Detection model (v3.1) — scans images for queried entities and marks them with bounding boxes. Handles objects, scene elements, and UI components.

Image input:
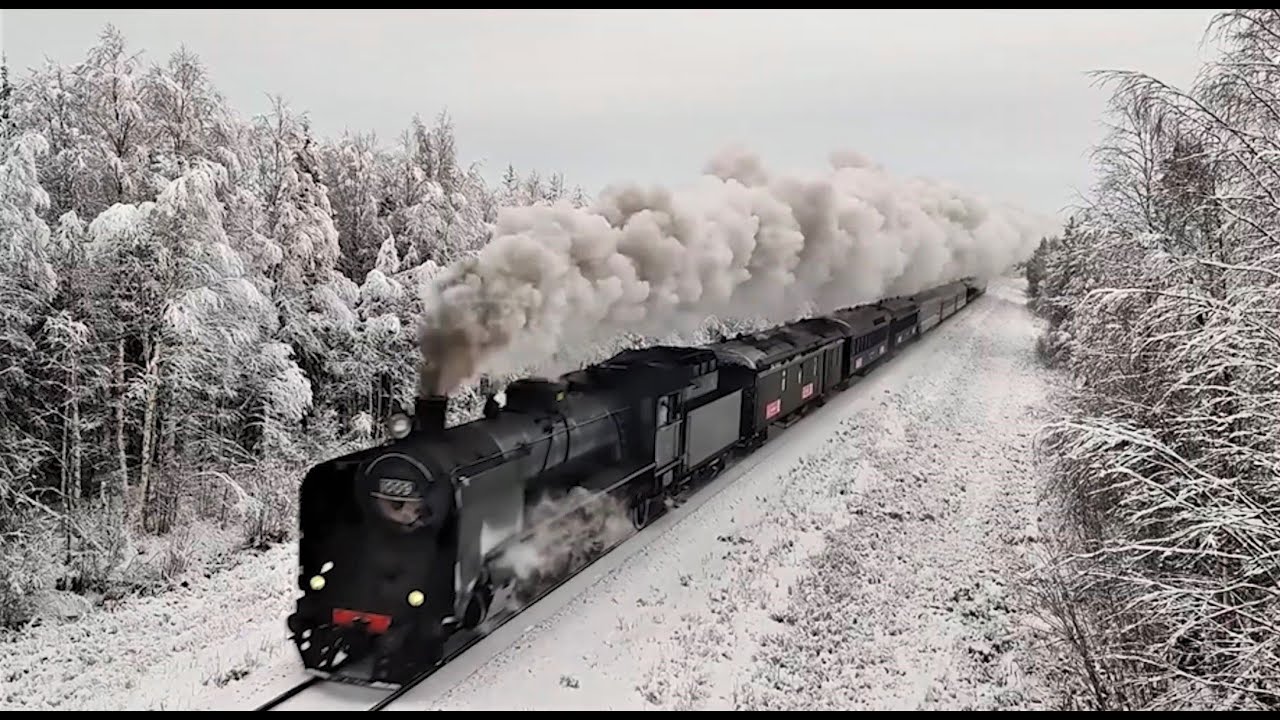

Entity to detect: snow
[0,276,1054,711]
[0,544,299,711]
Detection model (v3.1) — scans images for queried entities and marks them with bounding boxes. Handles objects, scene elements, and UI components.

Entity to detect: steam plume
[490,488,635,609]
[418,146,1053,393]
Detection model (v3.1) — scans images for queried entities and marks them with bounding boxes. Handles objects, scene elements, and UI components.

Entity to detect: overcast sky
[4,9,1222,220]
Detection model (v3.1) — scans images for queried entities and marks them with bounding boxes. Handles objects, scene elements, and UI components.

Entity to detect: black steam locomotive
[286,277,987,685]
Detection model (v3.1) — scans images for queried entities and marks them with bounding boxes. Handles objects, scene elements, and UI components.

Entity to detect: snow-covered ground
[0,543,299,711]
[0,276,1056,711]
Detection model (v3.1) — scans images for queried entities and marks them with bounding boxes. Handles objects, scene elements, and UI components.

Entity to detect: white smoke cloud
[489,487,636,611]
[417,146,1055,393]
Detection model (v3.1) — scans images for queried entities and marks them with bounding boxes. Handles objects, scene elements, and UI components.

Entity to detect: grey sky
[4,9,1221,220]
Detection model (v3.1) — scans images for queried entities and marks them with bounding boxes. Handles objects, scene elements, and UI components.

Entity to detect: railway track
[253,677,322,712]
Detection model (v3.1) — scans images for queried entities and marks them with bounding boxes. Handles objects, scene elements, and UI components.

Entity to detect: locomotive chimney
[416,394,448,435]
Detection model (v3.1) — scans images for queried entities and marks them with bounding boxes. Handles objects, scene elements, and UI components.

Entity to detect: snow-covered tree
[383,121,443,265]
[522,169,544,206]
[81,162,272,531]
[0,57,13,140]
[0,133,56,304]
[0,25,590,612]
[374,232,400,276]
[1030,10,1280,709]
[321,131,388,279]
[141,46,231,184]
[0,133,56,511]
[547,172,565,203]
[500,163,520,205]
[428,110,459,198]
[254,98,340,291]
[77,26,147,211]
[14,61,91,220]
[401,237,421,269]
[438,167,493,264]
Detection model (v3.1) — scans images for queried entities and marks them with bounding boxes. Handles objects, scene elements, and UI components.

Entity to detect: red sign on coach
[801,383,814,399]
[765,399,782,419]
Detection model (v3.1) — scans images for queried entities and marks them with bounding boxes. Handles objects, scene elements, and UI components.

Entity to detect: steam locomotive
[286,277,988,685]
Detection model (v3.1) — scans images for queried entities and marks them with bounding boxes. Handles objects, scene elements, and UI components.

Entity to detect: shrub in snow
[0,510,64,626]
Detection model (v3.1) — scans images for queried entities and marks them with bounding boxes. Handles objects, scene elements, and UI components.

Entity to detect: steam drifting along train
[286,277,988,685]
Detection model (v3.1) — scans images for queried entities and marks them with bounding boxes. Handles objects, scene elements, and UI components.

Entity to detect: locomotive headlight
[309,575,326,591]
[387,413,412,439]
[407,590,425,607]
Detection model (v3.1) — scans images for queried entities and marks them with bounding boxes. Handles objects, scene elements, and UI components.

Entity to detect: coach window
[657,396,669,425]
